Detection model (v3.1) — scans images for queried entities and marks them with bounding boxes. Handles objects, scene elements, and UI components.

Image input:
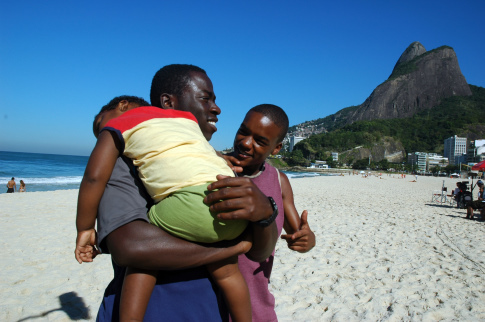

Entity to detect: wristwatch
[255,197,278,227]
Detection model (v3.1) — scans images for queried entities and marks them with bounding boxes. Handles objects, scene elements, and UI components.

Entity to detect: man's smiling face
[233,111,283,176]
[177,71,221,141]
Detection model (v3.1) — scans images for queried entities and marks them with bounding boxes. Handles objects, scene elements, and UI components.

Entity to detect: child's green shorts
[148,183,248,243]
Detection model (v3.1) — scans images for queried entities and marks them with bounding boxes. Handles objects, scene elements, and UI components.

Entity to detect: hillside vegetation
[289,85,485,165]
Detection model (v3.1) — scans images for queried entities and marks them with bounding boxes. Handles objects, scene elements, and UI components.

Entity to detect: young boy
[206,104,316,320]
[76,95,251,321]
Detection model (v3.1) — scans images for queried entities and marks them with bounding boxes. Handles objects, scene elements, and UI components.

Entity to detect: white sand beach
[1,175,484,321]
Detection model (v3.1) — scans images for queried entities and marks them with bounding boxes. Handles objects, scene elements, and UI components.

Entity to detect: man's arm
[279,172,316,253]
[106,220,251,270]
[204,175,277,262]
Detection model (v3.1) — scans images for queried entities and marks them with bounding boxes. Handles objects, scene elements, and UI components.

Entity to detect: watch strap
[255,196,278,227]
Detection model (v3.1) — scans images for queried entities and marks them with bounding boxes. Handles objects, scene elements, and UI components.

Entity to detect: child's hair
[92,95,149,132]
[97,95,149,115]
[150,64,207,108]
[249,104,289,142]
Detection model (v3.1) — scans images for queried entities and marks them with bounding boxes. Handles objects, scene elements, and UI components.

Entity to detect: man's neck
[240,162,265,178]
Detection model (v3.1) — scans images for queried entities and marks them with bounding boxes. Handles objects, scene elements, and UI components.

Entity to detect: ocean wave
[0,176,82,185]
[283,171,324,179]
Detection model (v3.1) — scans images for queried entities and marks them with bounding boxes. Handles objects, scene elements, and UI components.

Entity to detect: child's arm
[75,130,120,263]
[279,172,316,253]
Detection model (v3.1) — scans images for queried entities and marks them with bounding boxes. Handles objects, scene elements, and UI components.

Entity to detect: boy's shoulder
[104,106,197,133]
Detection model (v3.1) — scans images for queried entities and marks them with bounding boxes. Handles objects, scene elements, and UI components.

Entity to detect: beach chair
[431,183,448,203]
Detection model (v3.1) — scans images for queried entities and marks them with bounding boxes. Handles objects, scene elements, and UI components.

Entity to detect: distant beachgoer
[19,180,26,192]
[6,177,16,193]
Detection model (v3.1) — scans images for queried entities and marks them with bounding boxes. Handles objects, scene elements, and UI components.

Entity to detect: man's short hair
[11,177,14,180]
[477,180,484,186]
[150,64,206,108]
[249,104,289,143]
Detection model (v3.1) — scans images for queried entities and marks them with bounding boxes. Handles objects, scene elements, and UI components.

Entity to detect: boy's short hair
[249,104,289,143]
[93,95,149,133]
[97,95,149,115]
[150,64,207,108]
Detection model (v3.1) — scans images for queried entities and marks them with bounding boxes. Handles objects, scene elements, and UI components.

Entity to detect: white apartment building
[444,135,467,165]
[289,136,305,152]
[427,153,449,169]
[331,152,338,161]
[408,152,448,172]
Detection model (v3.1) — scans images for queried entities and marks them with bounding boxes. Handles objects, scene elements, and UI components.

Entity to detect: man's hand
[280,210,315,253]
[75,229,100,264]
[217,152,243,173]
[204,175,273,222]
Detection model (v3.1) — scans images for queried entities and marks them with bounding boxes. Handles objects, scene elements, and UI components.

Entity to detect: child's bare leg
[207,256,251,322]
[120,267,157,322]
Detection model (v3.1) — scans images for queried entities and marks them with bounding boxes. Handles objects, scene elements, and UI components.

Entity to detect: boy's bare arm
[75,131,119,263]
[279,172,316,253]
[107,220,252,270]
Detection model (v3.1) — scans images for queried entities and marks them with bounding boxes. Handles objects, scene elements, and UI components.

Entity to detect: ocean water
[283,171,337,179]
[0,151,333,193]
[1,151,88,193]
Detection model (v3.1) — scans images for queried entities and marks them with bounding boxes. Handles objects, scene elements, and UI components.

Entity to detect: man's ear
[118,100,129,112]
[271,142,283,155]
[161,94,178,110]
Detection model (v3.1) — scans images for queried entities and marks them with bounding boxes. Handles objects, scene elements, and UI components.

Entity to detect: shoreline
[1,175,484,320]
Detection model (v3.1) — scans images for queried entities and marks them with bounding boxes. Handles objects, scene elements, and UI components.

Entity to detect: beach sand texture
[1,175,484,321]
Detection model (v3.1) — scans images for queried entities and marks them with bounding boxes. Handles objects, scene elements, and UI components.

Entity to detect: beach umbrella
[471,160,485,171]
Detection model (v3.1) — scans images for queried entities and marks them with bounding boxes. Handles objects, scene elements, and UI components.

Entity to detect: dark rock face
[345,43,472,124]
[391,41,427,75]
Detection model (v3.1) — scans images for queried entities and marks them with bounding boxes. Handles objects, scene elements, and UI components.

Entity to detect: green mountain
[286,42,484,167]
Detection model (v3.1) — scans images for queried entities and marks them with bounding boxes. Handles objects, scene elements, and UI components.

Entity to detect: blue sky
[1,0,484,156]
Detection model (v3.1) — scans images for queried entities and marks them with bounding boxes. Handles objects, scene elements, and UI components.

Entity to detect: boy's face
[176,72,221,141]
[233,111,283,175]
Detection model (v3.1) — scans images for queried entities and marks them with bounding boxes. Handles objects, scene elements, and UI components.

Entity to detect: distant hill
[291,85,485,164]
[288,42,472,136]
[286,42,485,166]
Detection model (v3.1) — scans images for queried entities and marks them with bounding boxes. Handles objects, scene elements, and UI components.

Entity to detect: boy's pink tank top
[237,163,284,322]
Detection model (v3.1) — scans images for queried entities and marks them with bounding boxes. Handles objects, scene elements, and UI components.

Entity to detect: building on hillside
[408,152,448,172]
[289,136,305,152]
[444,135,467,165]
[331,152,338,161]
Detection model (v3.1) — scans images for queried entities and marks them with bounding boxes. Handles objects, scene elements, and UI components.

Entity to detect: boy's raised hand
[280,210,316,253]
[75,229,100,263]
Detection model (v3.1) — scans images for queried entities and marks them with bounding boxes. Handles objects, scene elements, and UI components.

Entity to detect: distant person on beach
[19,180,26,192]
[78,65,278,321]
[466,180,484,220]
[6,177,16,193]
[220,104,316,320]
[77,88,252,321]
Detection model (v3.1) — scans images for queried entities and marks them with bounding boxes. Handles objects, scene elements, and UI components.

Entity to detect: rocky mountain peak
[347,43,471,123]
[390,41,427,77]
